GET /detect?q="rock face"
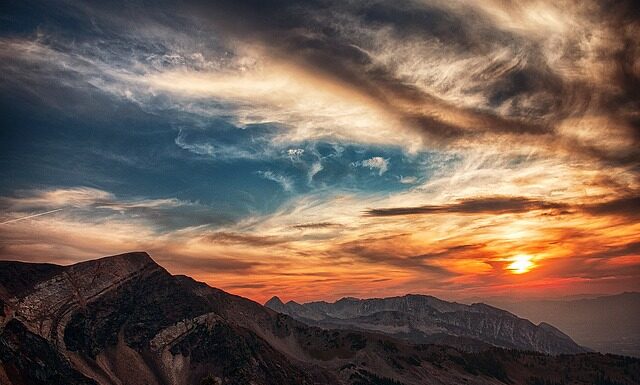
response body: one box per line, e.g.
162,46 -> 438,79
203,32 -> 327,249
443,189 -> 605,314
265,294 -> 586,355
2,252 -> 639,385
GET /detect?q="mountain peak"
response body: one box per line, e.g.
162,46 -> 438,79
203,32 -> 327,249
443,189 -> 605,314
337,296 -> 360,302
72,251 -> 157,272
265,296 -> 284,308
95,251 -> 154,264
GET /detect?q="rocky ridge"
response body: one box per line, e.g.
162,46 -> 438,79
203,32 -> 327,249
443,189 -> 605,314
265,294 -> 586,355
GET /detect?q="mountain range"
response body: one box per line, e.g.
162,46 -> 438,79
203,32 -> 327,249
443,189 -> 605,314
264,295 -> 586,355
486,293 -> 640,357
1,252 -> 638,385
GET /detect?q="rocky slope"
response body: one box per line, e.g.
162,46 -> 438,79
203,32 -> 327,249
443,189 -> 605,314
265,294 -> 586,355
1,252 -> 638,385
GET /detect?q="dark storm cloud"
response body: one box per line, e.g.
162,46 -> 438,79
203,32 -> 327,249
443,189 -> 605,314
365,196 -> 569,217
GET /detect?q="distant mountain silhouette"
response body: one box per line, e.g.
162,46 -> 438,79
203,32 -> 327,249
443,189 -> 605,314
265,294 -> 586,355
487,293 -> 640,357
1,252 -> 638,385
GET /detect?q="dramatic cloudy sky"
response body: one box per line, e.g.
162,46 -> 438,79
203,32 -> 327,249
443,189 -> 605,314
1,0 -> 639,303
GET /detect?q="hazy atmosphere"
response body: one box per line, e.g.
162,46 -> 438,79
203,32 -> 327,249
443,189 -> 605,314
1,0 -> 639,304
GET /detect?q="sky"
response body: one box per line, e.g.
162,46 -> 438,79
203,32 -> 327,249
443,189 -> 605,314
0,0 -> 639,304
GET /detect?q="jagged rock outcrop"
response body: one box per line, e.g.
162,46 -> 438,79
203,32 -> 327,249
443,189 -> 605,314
1,252 -> 638,385
265,294 -> 586,354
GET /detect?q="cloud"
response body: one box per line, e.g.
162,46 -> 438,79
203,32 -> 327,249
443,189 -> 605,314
399,176 -> 418,184
4,0 -> 638,168
579,241 -> 640,260
336,234 -> 457,277
353,157 -> 389,175
256,170 -> 294,192
290,222 -> 342,230
174,131 -> 223,157
583,196 -> 640,220
203,231 -> 290,247
1,187 -> 115,209
287,148 -> 304,160
308,161 -> 324,183
365,196 -> 569,217
0,187 -> 183,212
184,0 -> 639,165
0,187 -> 230,232
159,254 -> 259,273
173,129 -> 271,161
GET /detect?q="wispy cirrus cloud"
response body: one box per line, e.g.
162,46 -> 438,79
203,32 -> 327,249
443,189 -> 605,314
186,0 -> 640,166
0,187 -> 231,233
256,170 -> 294,192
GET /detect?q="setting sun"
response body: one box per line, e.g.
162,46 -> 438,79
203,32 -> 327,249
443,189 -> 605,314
507,254 -> 535,274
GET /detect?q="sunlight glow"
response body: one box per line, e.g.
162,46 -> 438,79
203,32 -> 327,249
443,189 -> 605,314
507,254 -> 535,274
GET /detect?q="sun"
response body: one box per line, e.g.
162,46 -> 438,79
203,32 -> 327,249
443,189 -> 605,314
507,254 -> 535,274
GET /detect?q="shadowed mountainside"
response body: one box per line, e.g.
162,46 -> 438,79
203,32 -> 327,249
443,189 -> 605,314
1,252 -> 638,385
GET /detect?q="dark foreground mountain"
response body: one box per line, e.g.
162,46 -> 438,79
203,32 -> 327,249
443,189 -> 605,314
265,294 -> 586,355
487,293 -> 640,357
1,252 -> 638,385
